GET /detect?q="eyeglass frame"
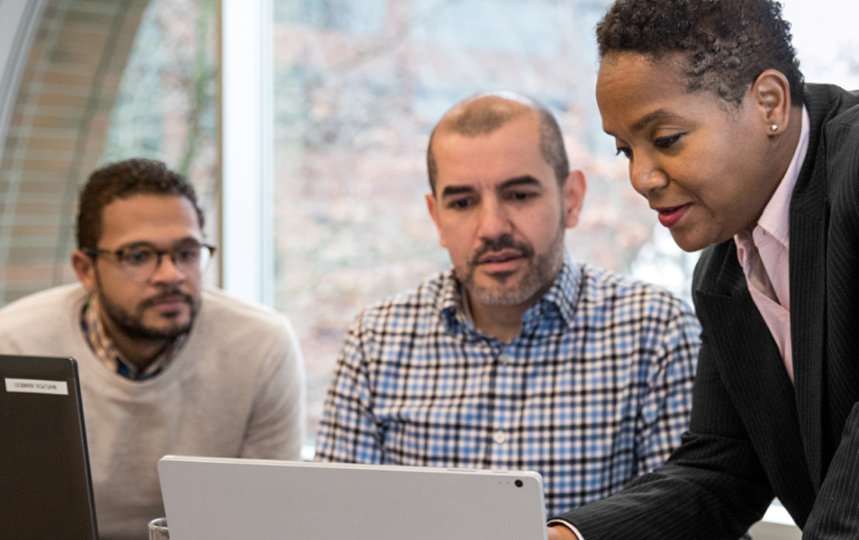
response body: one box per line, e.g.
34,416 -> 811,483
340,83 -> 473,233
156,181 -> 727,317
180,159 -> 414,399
83,240 -> 217,282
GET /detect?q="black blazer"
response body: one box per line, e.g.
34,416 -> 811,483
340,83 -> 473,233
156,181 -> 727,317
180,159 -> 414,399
557,84 -> 859,539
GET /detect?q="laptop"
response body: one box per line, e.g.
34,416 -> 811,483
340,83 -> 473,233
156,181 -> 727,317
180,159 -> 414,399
159,455 -> 548,540
0,354 -> 99,539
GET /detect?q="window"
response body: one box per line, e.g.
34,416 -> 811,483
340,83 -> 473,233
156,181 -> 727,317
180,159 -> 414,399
271,0 -> 683,442
0,0 -> 218,303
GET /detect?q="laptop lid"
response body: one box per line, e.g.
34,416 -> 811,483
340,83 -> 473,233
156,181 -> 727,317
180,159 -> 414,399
159,455 -> 548,540
0,354 -> 98,539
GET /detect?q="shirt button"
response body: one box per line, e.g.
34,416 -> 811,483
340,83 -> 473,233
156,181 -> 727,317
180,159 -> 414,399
492,430 -> 507,444
498,353 -> 512,365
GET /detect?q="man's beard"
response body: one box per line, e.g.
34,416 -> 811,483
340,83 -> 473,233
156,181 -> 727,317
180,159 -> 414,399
457,225 -> 565,307
98,287 -> 198,341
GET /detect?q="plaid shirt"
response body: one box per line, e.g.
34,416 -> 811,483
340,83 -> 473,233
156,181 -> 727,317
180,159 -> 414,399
315,259 -> 700,515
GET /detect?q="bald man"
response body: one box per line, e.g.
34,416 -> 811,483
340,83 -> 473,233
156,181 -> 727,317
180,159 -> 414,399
314,92 -> 700,525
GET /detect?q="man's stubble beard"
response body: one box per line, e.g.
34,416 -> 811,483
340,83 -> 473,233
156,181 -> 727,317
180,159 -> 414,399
458,221 -> 565,307
95,272 -> 199,342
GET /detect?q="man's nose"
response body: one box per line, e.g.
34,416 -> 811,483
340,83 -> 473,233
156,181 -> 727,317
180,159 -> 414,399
150,251 -> 185,283
476,198 -> 512,240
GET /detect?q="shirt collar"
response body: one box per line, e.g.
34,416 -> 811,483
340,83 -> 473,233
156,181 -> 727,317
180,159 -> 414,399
537,253 -> 582,326
440,252 -> 582,334
81,294 -> 184,380
748,105 -> 810,247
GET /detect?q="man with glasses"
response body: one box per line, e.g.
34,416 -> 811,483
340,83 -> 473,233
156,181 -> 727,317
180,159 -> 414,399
0,158 -> 305,539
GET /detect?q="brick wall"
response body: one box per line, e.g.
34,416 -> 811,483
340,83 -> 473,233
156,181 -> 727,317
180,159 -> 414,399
0,0 -> 148,305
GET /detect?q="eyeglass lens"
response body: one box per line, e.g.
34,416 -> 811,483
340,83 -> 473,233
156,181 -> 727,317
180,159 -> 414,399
117,243 -> 214,281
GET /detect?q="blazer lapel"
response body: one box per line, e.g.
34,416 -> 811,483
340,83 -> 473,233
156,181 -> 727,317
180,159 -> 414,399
787,89 -> 831,489
694,249 -> 810,486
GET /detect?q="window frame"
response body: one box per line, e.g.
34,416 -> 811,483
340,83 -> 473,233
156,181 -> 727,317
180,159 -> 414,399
220,0 -> 275,305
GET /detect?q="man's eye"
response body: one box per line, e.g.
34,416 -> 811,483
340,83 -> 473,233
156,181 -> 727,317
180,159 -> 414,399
447,198 -> 473,210
122,249 -> 154,266
654,133 -> 684,149
504,191 -> 536,202
174,247 -> 201,263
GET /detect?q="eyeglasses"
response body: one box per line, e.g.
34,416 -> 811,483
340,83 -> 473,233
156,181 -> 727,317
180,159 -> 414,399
85,241 -> 216,282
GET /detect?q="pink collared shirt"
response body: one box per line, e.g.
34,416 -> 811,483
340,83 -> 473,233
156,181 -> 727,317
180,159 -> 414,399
734,107 -> 810,382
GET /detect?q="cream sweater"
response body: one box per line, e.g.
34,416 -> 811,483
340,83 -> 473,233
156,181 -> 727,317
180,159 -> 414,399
0,284 -> 305,540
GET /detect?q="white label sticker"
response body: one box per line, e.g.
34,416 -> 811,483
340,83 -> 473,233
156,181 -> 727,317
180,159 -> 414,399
5,378 -> 69,396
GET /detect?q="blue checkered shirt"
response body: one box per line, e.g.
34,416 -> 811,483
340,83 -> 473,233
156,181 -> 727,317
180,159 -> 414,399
314,259 -> 700,515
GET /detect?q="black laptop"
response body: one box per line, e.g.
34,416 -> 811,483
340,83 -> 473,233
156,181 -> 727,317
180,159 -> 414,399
0,354 -> 98,539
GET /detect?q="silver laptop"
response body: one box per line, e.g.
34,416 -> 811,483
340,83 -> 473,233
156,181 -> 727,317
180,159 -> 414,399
158,455 -> 548,540
0,354 -> 98,539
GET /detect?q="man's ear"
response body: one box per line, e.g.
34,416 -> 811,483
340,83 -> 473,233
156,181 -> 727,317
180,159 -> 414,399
71,250 -> 98,292
425,193 -> 447,248
562,169 -> 587,229
752,69 -> 792,135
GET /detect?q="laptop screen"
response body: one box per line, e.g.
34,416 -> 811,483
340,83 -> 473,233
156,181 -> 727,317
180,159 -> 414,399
0,354 -> 98,539
159,455 -> 548,540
